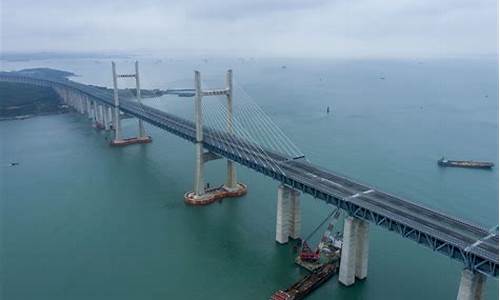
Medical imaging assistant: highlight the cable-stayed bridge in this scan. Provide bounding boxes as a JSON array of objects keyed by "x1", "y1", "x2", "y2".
[{"x1": 0, "y1": 64, "x2": 497, "y2": 299}]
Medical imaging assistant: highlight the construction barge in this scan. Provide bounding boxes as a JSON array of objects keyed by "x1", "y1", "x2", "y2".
[
  {"x1": 270, "y1": 263, "x2": 339, "y2": 300},
  {"x1": 271, "y1": 210, "x2": 343, "y2": 300},
  {"x1": 438, "y1": 157, "x2": 494, "y2": 169},
  {"x1": 184, "y1": 183, "x2": 247, "y2": 205},
  {"x1": 110, "y1": 136, "x2": 153, "y2": 146}
]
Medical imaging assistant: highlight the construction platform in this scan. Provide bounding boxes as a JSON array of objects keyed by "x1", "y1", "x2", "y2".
[
  {"x1": 184, "y1": 183, "x2": 247, "y2": 205},
  {"x1": 295, "y1": 247, "x2": 341, "y2": 272},
  {"x1": 110, "y1": 136, "x2": 152, "y2": 146},
  {"x1": 270, "y1": 241, "x2": 342, "y2": 300}
]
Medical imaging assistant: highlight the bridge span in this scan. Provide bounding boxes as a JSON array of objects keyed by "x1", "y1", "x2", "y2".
[{"x1": 1, "y1": 66, "x2": 497, "y2": 299}]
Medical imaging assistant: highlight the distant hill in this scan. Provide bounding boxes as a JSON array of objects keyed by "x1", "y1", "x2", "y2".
[
  {"x1": 0, "y1": 68, "x2": 74, "y2": 119},
  {"x1": 15, "y1": 68, "x2": 75, "y2": 80},
  {"x1": 0, "y1": 67, "x2": 174, "y2": 120},
  {"x1": 0, "y1": 82, "x2": 67, "y2": 119},
  {"x1": 0, "y1": 52, "x2": 131, "y2": 62}
]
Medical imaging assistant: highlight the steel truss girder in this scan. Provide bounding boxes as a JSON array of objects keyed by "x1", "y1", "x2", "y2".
[{"x1": 1, "y1": 73, "x2": 497, "y2": 278}]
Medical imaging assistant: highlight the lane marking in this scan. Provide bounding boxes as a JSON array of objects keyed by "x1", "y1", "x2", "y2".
[
  {"x1": 319, "y1": 177, "x2": 344, "y2": 188},
  {"x1": 347, "y1": 189, "x2": 374, "y2": 199},
  {"x1": 464, "y1": 225, "x2": 499, "y2": 252}
]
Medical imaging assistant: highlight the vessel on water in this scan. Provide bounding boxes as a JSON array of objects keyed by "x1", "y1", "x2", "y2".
[
  {"x1": 270, "y1": 210, "x2": 343, "y2": 300},
  {"x1": 437, "y1": 157, "x2": 494, "y2": 169},
  {"x1": 270, "y1": 263, "x2": 338, "y2": 300}
]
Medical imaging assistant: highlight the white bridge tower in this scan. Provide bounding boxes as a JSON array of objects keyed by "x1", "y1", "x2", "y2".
[
  {"x1": 110, "y1": 61, "x2": 152, "y2": 146},
  {"x1": 184, "y1": 70, "x2": 247, "y2": 205}
]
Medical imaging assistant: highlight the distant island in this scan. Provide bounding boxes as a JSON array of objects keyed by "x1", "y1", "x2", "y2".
[
  {"x1": 0, "y1": 68, "x2": 180, "y2": 120},
  {"x1": 0, "y1": 68, "x2": 73, "y2": 120},
  {"x1": 11, "y1": 67, "x2": 76, "y2": 79},
  {"x1": 0, "y1": 82, "x2": 69, "y2": 120},
  {"x1": 0, "y1": 52, "x2": 131, "y2": 62}
]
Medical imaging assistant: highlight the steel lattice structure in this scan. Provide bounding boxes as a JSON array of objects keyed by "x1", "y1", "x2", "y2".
[{"x1": 1, "y1": 72, "x2": 497, "y2": 278}]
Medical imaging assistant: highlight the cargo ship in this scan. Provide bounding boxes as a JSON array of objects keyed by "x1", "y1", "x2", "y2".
[{"x1": 437, "y1": 157, "x2": 494, "y2": 169}]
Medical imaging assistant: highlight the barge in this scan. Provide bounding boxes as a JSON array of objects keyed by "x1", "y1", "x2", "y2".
[
  {"x1": 438, "y1": 157, "x2": 494, "y2": 169},
  {"x1": 271, "y1": 227, "x2": 343, "y2": 299},
  {"x1": 270, "y1": 263, "x2": 339, "y2": 300},
  {"x1": 110, "y1": 136, "x2": 153, "y2": 146},
  {"x1": 184, "y1": 183, "x2": 247, "y2": 205}
]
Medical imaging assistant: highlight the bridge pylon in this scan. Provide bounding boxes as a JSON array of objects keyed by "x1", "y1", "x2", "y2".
[
  {"x1": 184, "y1": 70, "x2": 247, "y2": 205},
  {"x1": 109, "y1": 61, "x2": 152, "y2": 146}
]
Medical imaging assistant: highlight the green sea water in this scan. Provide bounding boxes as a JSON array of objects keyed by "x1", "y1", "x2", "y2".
[{"x1": 1, "y1": 57, "x2": 498, "y2": 299}]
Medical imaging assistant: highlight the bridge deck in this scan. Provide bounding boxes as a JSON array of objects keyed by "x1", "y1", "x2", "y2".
[
  {"x1": 1, "y1": 73, "x2": 497, "y2": 277},
  {"x1": 122, "y1": 96, "x2": 499, "y2": 271}
]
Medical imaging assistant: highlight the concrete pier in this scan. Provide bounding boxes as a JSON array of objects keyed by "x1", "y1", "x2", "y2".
[
  {"x1": 289, "y1": 188, "x2": 301, "y2": 239},
  {"x1": 92, "y1": 102, "x2": 98, "y2": 125},
  {"x1": 102, "y1": 105, "x2": 110, "y2": 130},
  {"x1": 92, "y1": 101, "x2": 99, "y2": 126},
  {"x1": 275, "y1": 185, "x2": 301, "y2": 244},
  {"x1": 96, "y1": 104, "x2": 104, "y2": 129},
  {"x1": 339, "y1": 217, "x2": 358, "y2": 285},
  {"x1": 106, "y1": 106, "x2": 113, "y2": 129},
  {"x1": 79, "y1": 95, "x2": 84, "y2": 114},
  {"x1": 100, "y1": 105, "x2": 106, "y2": 128},
  {"x1": 355, "y1": 219, "x2": 369, "y2": 280},
  {"x1": 75, "y1": 94, "x2": 83, "y2": 114},
  {"x1": 339, "y1": 217, "x2": 370, "y2": 285},
  {"x1": 457, "y1": 269, "x2": 486, "y2": 300},
  {"x1": 276, "y1": 185, "x2": 291, "y2": 244},
  {"x1": 86, "y1": 98, "x2": 93, "y2": 119}
]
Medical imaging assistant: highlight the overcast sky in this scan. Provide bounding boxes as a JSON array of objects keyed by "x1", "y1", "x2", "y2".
[{"x1": 1, "y1": 0, "x2": 498, "y2": 58}]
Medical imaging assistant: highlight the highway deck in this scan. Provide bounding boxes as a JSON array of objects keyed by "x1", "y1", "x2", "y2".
[{"x1": 1, "y1": 72, "x2": 497, "y2": 277}]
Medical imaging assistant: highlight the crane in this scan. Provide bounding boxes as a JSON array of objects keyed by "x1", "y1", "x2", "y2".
[{"x1": 299, "y1": 208, "x2": 342, "y2": 263}]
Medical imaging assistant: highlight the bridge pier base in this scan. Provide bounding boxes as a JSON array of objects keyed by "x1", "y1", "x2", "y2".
[
  {"x1": 339, "y1": 217, "x2": 369, "y2": 286},
  {"x1": 457, "y1": 269, "x2": 486, "y2": 300},
  {"x1": 275, "y1": 185, "x2": 301, "y2": 244}
]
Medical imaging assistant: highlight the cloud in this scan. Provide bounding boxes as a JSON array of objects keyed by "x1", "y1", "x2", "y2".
[{"x1": 1, "y1": 0, "x2": 497, "y2": 58}]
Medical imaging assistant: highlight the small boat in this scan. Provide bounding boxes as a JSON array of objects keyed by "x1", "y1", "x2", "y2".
[{"x1": 438, "y1": 157, "x2": 494, "y2": 169}]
